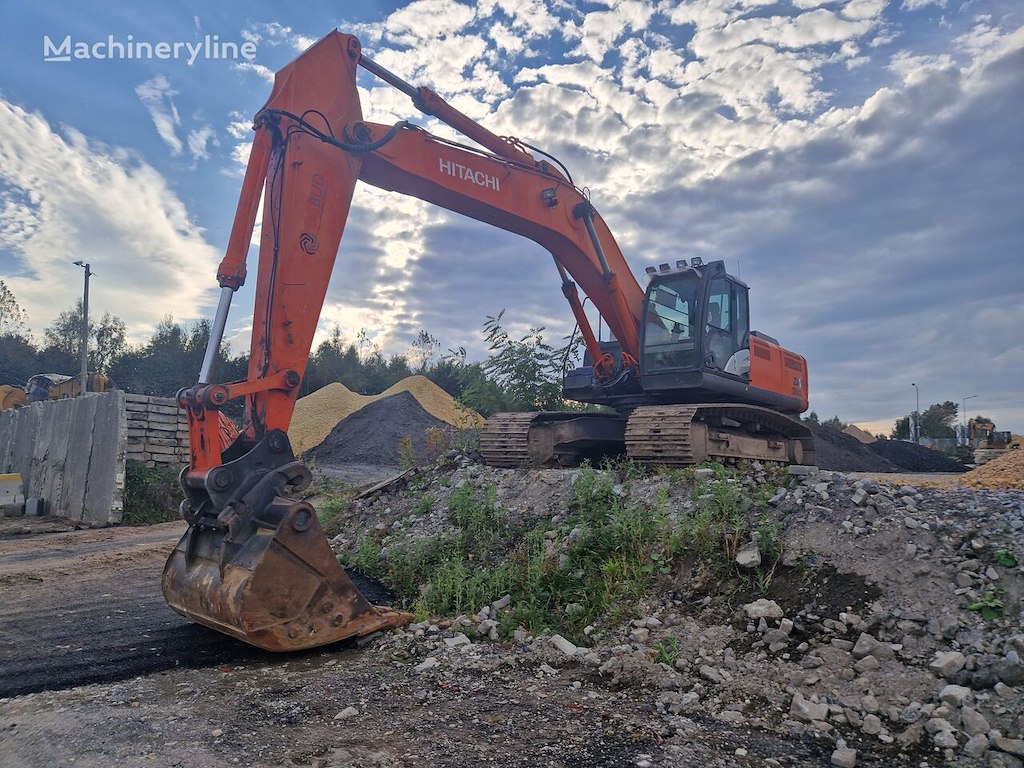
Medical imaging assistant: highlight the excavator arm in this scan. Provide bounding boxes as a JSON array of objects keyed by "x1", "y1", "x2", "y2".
[{"x1": 164, "y1": 31, "x2": 646, "y2": 651}]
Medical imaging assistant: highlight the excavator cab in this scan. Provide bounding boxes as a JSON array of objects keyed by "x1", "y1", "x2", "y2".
[{"x1": 640, "y1": 260, "x2": 750, "y2": 378}]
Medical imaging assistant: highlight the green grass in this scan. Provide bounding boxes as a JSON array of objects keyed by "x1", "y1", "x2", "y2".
[
  {"x1": 121, "y1": 461, "x2": 182, "y2": 525},
  {"x1": 343, "y1": 461, "x2": 786, "y2": 642}
]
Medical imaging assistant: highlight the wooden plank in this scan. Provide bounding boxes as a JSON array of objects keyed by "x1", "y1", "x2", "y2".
[{"x1": 145, "y1": 413, "x2": 180, "y2": 425}]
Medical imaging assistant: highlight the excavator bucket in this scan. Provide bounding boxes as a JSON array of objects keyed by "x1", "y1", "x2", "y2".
[{"x1": 162, "y1": 431, "x2": 411, "y2": 651}]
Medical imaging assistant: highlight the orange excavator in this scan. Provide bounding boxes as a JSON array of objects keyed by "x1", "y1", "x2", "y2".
[{"x1": 163, "y1": 31, "x2": 814, "y2": 652}]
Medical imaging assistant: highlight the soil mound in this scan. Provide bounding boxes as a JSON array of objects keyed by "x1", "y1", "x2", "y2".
[
  {"x1": 381, "y1": 375, "x2": 483, "y2": 429},
  {"x1": 289, "y1": 382, "x2": 367, "y2": 455},
  {"x1": 958, "y1": 448, "x2": 1024, "y2": 490},
  {"x1": 805, "y1": 423, "x2": 897, "y2": 472},
  {"x1": 866, "y1": 439, "x2": 964, "y2": 472},
  {"x1": 310, "y1": 391, "x2": 457, "y2": 466},
  {"x1": 290, "y1": 376, "x2": 482, "y2": 455}
]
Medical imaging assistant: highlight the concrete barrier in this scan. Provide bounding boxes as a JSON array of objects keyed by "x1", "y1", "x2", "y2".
[{"x1": 0, "y1": 391, "x2": 127, "y2": 525}]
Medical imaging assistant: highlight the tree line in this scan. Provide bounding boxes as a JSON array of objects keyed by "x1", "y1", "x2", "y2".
[{"x1": 0, "y1": 281, "x2": 575, "y2": 416}]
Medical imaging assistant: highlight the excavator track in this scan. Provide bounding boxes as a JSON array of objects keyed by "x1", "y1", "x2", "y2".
[
  {"x1": 480, "y1": 412, "x2": 627, "y2": 468},
  {"x1": 626, "y1": 403, "x2": 815, "y2": 467}
]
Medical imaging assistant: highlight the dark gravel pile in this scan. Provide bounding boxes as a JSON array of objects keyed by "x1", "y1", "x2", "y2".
[
  {"x1": 806, "y1": 423, "x2": 898, "y2": 472},
  {"x1": 310, "y1": 390, "x2": 456, "y2": 466},
  {"x1": 867, "y1": 439, "x2": 965, "y2": 472}
]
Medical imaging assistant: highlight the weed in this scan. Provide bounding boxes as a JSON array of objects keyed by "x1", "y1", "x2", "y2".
[
  {"x1": 754, "y1": 515, "x2": 783, "y2": 561},
  {"x1": 398, "y1": 437, "x2": 417, "y2": 470},
  {"x1": 414, "y1": 493, "x2": 435, "y2": 516},
  {"x1": 994, "y1": 549, "x2": 1018, "y2": 568},
  {"x1": 969, "y1": 588, "x2": 1005, "y2": 621},
  {"x1": 654, "y1": 636, "x2": 682, "y2": 666},
  {"x1": 678, "y1": 472, "x2": 748, "y2": 563},
  {"x1": 122, "y1": 461, "x2": 181, "y2": 525}
]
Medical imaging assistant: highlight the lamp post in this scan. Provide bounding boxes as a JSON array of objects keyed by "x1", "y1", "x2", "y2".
[
  {"x1": 72, "y1": 260, "x2": 93, "y2": 393},
  {"x1": 962, "y1": 394, "x2": 977, "y2": 429},
  {"x1": 911, "y1": 382, "x2": 920, "y2": 444}
]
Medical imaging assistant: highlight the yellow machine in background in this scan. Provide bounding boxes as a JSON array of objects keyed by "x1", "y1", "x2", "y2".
[{"x1": 0, "y1": 373, "x2": 115, "y2": 411}]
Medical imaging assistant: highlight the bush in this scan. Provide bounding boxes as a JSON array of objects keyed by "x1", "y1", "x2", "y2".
[{"x1": 122, "y1": 461, "x2": 182, "y2": 525}]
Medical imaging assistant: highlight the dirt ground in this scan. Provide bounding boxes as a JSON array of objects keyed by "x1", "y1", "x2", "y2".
[{"x1": 1, "y1": 460, "x2": 1022, "y2": 768}]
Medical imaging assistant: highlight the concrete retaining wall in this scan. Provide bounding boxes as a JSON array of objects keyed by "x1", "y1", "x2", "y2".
[
  {"x1": 124, "y1": 394, "x2": 190, "y2": 468},
  {"x1": 0, "y1": 391, "x2": 127, "y2": 525}
]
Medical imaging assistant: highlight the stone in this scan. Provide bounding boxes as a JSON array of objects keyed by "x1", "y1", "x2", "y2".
[
  {"x1": 854, "y1": 656, "x2": 880, "y2": 674},
  {"x1": 413, "y1": 656, "x2": 440, "y2": 673},
  {"x1": 735, "y1": 540, "x2": 762, "y2": 569},
  {"x1": 862, "y1": 714, "x2": 882, "y2": 735},
  {"x1": 939, "y1": 684, "x2": 972, "y2": 708},
  {"x1": 831, "y1": 745, "x2": 857, "y2": 767},
  {"x1": 550, "y1": 634, "x2": 578, "y2": 656},
  {"x1": 930, "y1": 650, "x2": 967, "y2": 678},
  {"x1": 630, "y1": 627, "x2": 650, "y2": 644},
  {"x1": 851, "y1": 633, "x2": 893, "y2": 660},
  {"x1": 932, "y1": 729, "x2": 958, "y2": 749},
  {"x1": 743, "y1": 599, "x2": 784, "y2": 620},
  {"x1": 992, "y1": 738, "x2": 1024, "y2": 758},
  {"x1": 960, "y1": 707, "x2": 990, "y2": 736},
  {"x1": 963, "y1": 733, "x2": 989, "y2": 758},
  {"x1": 790, "y1": 692, "x2": 829, "y2": 723},
  {"x1": 334, "y1": 706, "x2": 359, "y2": 720},
  {"x1": 693, "y1": 468, "x2": 715, "y2": 481},
  {"x1": 444, "y1": 633, "x2": 471, "y2": 648}
]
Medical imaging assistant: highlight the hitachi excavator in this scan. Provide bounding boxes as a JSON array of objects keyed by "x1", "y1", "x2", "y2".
[{"x1": 163, "y1": 31, "x2": 814, "y2": 652}]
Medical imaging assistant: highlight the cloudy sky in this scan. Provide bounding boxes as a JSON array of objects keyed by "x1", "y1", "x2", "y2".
[{"x1": 0, "y1": 0, "x2": 1021, "y2": 434}]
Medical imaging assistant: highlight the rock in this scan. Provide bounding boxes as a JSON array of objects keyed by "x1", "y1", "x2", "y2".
[
  {"x1": 993, "y1": 738, "x2": 1024, "y2": 758},
  {"x1": 932, "y1": 729, "x2": 958, "y2": 749},
  {"x1": 854, "y1": 656, "x2": 880, "y2": 674},
  {"x1": 444, "y1": 633, "x2": 471, "y2": 648},
  {"x1": 930, "y1": 650, "x2": 967, "y2": 678},
  {"x1": 550, "y1": 634, "x2": 578, "y2": 656},
  {"x1": 735, "y1": 540, "x2": 762, "y2": 569},
  {"x1": 831, "y1": 744, "x2": 857, "y2": 767},
  {"x1": 630, "y1": 627, "x2": 650, "y2": 644},
  {"x1": 851, "y1": 633, "x2": 893, "y2": 660},
  {"x1": 334, "y1": 706, "x2": 359, "y2": 720},
  {"x1": 963, "y1": 733, "x2": 989, "y2": 758},
  {"x1": 960, "y1": 707, "x2": 990, "y2": 736},
  {"x1": 939, "y1": 684, "x2": 972, "y2": 707},
  {"x1": 413, "y1": 656, "x2": 440, "y2": 673},
  {"x1": 789, "y1": 692, "x2": 829, "y2": 723},
  {"x1": 693, "y1": 468, "x2": 715, "y2": 481},
  {"x1": 743, "y1": 599, "x2": 784, "y2": 620},
  {"x1": 862, "y1": 714, "x2": 882, "y2": 735},
  {"x1": 699, "y1": 665, "x2": 724, "y2": 684}
]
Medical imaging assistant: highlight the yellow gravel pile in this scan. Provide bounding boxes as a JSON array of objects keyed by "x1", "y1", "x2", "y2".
[
  {"x1": 289, "y1": 375, "x2": 482, "y2": 455},
  {"x1": 957, "y1": 448, "x2": 1024, "y2": 490}
]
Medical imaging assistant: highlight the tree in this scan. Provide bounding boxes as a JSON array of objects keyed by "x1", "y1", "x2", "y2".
[
  {"x1": 920, "y1": 401, "x2": 958, "y2": 439},
  {"x1": 821, "y1": 415, "x2": 848, "y2": 431},
  {"x1": 803, "y1": 411, "x2": 820, "y2": 425},
  {"x1": 472, "y1": 311, "x2": 565, "y2": 412},
  {"x1": 408, "y1": 330, "x2": 440, "y2": 373},
  {"x1": 0, "y1": 281, "x2": 28, "y2": 337},
  {"x1": 43, "y1": 299, "x2": 127, "y2": 373}
]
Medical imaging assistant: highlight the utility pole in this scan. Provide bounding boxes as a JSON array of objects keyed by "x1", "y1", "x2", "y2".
[
  {"x1": 911, "y1": 382, "x2": 920, "y2": 444},
  {"x1": 962, "y1": 394, "x2": 977, "y2": 429},
  {"x1": 73, "y1": 261, "x2": 93, "y2": 393}
]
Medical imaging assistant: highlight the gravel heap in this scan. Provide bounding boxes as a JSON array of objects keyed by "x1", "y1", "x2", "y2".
[
  {"x1": 310, "y1": 390, "x2": 459, "y2": 466},
  {"x1": 805, "y1": 423, "x2": 897, "y2": 472},
  {"x1": 867, "y1": 439, "x2": 965, "y2": 473},
  {"x1": 326, "y1": 459, "x2": 1024, "y2": 768},
  {"x1": 960, "y1": 449, "x2": 1024, "y2": 491},
  {"x1": 290, "y1": 376, "x2": 482, "y2": 455}
]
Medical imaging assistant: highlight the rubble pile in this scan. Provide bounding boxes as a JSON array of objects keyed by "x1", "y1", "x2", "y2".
[{"x1": 325, "y1": 458, "x2": 1024, "y2": 767}]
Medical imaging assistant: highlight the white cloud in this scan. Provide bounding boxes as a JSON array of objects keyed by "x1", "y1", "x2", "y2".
[
  {"x1": 134, "y1": 75, "x2": 183, "y2": 155},
  {"x1": 0, "y1": 99, "x2": 220, "y2": 342},
  {"x1": 233, "y1": 61, "x2": 275, "y2": 83},
  {"x1": 901, "y1": 0, "x2": 946, "y2": 10},
  {"x1": 187, "y1": 125, "x2": 218, "y2": 160}
]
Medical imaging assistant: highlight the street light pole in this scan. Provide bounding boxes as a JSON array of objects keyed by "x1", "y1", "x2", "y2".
[
  {"x1": 962, "y1": 394, "x2": 977, "y2": 429},
  {"x1": 73, "y1": 261, "x2": 93, "y2": 393},
  {"x1": 911, "y1": 382, "x2": 920, "y2": 444}
]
